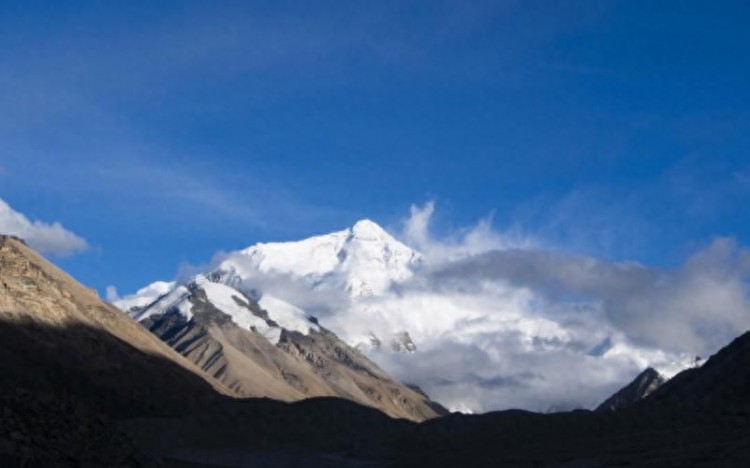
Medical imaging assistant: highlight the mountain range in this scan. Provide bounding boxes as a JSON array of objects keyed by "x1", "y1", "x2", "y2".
[
  {"x1": 117, "y1": 219, "x2": 424, "y2": 352},
  {"x1": 0, "y1": 236, "x2": 750, "y2": 467},
  {"x1": 3, "y1": 232, "x2": 750, "y2": 466},
  {"x1": 130, "y1": 275, "x2": 443, "y2": 420},
  {"x1": 116, "y1": 219, "x2": 699, "y2": 414}
]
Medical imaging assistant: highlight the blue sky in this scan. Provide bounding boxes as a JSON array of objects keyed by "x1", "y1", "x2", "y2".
[{"x1": 1, "y1": 0, "x2": 749, "y2": 295}]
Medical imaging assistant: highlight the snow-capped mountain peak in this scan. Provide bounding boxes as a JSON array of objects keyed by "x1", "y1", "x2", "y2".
[
  {"x1": 111, "y1": 217, "x2": 700, "y2": 414},
  {"x1": 112, "y1": 219, "x2": 423, "y2": 356},
  {"x1": 221, "y1": 219, "x2": 421, "y2": 297},
  {"x1": 350, "y1": 218, "x2": 390, "y2": 239},
  {"x1": 127, "y1": 275, "x2": 321, "y2": 346}
]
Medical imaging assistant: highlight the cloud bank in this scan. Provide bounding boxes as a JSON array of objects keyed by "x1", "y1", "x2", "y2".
[
  {"x1": 121, "y1": 201, "x2": 750, "y2": 413},
  {"x1": 0, "y1": 197, "x2": 87, "y2": 256},
  {"x1": 329, "y1": 203, "x2": 750, "y2": 412},
  {"x1": 427, "y1": 239, "x2": 750, "y2": 355}
]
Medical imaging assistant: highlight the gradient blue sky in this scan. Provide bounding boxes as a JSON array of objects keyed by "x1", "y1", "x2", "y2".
[{"x1": 1, "y1": 1, "x2": 749, "y2": 295}]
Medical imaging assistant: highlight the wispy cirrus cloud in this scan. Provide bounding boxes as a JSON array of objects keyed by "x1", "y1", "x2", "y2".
[{"x1": 402, "y1": 201, "x2": 533, "y2": 261}]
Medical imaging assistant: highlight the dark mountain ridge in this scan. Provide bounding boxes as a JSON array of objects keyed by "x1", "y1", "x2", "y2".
[
  {"x1": 596, "y1": 367, "x2": 666, "y2": 412},
  {"x1": 648, "y1": 330, "x2": 750, "y2": 407}
]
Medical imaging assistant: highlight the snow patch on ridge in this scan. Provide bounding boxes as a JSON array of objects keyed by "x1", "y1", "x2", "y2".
[
  {"x1": 258, "y1": 293, "x2": 320, "y2": 335},
  {"x1": 197, "y1": 279, "x2": 282, "y2": 344},
  {"x1": 130, "y1": 285, "x2": 193, "y2": 322},
  {"x1": 120, "y1": 276, "x2": 322, "y2": 345}
]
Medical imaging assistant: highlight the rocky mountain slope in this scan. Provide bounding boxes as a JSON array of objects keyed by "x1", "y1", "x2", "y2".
[
  {"x1": 0, "y1": 235, "x2": 227, "y2": 415},
  {"x1": 117, "y1": 219, "x2": 423, "y2": 351},
  {"x1": 131, "y1": 276, "x2": 444, "y2": 421},
  {"x1": 0, "y1": 234, "x2": 234, "y2": 465},
  {"x1": 0, "y1": 233, "x2": 441, "y2": 423}
]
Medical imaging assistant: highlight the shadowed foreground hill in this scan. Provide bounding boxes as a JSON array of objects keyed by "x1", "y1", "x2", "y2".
[
  {"x1": 0, "y1": 235, "x2": 234, "y2": 465},
  {"x1": 125, "y1": 332, "x2": 750, "y2": 467},
  {"x1": 595, "y1": 367, "x2": 665, "y2": 412},
  {"x1": 649, "y1": 330, "x2": 750, "y2": 407},
  {"x1": 0, "y1": 320, "x2": 225, "y2": 418},
  {"x1": 393, "y1": 331, "x2": 750, "y2": 466},
  {"x1": 0, "y1": 235, "x2": 228, "y2": 416}
]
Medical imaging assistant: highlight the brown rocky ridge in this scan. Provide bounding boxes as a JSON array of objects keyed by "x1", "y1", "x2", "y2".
[{"x1": 134, "y1": 277, "x2": 445, "y2": 421}]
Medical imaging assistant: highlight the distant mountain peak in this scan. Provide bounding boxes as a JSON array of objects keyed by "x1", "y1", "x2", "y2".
[
  {"x1": 350, "y1": 218, "x2": 390, "y2": 238},
  {"x1": 596, "y1": 367, "x2": 666, "y2": 412},
  {"x1": 114, "y1": 221, "x2": 428, "y2": 369},
  {"x1": 220, "y1": 220, "x2": 421, "y2": 298}
]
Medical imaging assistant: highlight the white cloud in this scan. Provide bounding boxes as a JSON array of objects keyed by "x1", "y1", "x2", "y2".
[
  {"x1": 326, "y1": 203, "x2": 750, "y2": 412},
  {"x1": 427, "y1": 238, "x2": 750, "y2": 356},
  {"x1": 108, "y1": 280, "x2": 177, "y2": 312},
  {"x1": 105, "y1": 286, "x2": 120, "y2": 302},
  {"x1": 0, "y1": 197, "x2": 87, "y2": 256},
  {"x1": 402, "y1": 201, "x2": 531, "y2": 262},
  {"x1": 360, "y1": 204, "x2": 750, "y2": 412},
  {"x1": 264, "y1": 204, "x2": 712, "y2": 411},
  {"x1": 331, "y1": 275, "x2": 689, "y2": 413},
  {"x1": 403, "y1": 201, "x2": 435, "y2": 249}
]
